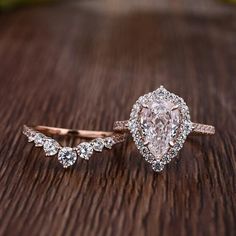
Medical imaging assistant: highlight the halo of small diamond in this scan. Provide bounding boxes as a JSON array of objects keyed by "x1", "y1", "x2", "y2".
[{"x1": 129, "y1": 86, "x2": 192, "y2": 172}]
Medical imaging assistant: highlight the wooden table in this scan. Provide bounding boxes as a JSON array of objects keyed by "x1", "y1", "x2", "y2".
[{"x1": 0, "y1": 1, "x2": 235, "y2": 236}]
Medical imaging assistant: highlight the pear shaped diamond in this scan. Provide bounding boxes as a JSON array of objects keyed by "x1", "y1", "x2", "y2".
[
  {"x1": 129, "y1": 86, "x2": 192, "y2": 171},
  {"x1": 140, "y1": 99, "x2": 180, "y2": 160}
]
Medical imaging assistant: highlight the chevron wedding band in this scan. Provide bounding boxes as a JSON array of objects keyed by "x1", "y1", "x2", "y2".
[{"x1": 23, "y1": 125, "x2": 126, "y2": 168}]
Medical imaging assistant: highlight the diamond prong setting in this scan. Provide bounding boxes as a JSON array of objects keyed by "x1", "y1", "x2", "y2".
[
  {"x1": 43, "y1": 139, "x2": 60, "y2": 156},
  {"x1": 58, "y1": 147, "x2": 77, "y2": 168},
  {"x1": 92, "y1": 138, "x2": 105, "y2": 152},
  {"x1": 77, "y1": 142, "x2": 93, "y2": 160}
]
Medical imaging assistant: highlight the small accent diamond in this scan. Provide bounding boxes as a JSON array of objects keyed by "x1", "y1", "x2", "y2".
[
  {"x1": 77, "y1": 142, "x2": 93, "y2": 160},
  {"x1": 104, "y1": 137, "x2": 115, "y2": 149},
  {"x1": 169, "y1": 148, "x2": 178, "y2": 157},
  {"x1": 144, "y1": 153, "x2": 155, "y2": 163},
  {"x1": 162, "y1": 154, "x2": 172, "y2": 164},
  {"x1": 141, "y1": 146, "x2": 149, "y2": 156},
  {"x1": 34, "y1": 133, "x2": 46, "y2": 147},
  {"x1": 152, "y1": 161, "x2": 164, "y2": 172},
  {"x1": 43, "y1": 139, "x2": 60, "y2": 156},
  {"x1": 92, "y1": 138, "x2": 104, "y2": 152},
  {"x1": 58, "y1": 147, "x2": 77, "y2": 168},
  {"x1": 23, "y1": 126, "x2": 36, "y2": 142},
  {"x1": 27, "y1": 132, "x2": 36, "y2": 142}
]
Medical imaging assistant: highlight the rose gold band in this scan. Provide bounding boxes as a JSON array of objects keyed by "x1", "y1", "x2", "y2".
[
  {"x1": 113, "y1": 121, "x2": 215, "y2": 135},
  {"x1": 31, "y1": 125, "x2": 127, "y2": 143}
]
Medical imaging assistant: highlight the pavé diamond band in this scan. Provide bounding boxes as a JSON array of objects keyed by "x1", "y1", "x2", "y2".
[
  {"x1": 23, "y1": 125, "x2": 126, "y2": 168},
  {"x1": 113, "y1": 86, "x2": 215, "y2": 172},
  {"x1": 114, "y1": 121, "x2": 215, "y2": 135}
]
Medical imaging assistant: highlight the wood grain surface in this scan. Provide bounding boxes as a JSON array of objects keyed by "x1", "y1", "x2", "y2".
[{"x1": 0, "y1": 1, "x2": 235, "y2": 236}]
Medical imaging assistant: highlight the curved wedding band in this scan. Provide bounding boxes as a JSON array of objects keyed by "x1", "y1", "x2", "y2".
[
  {"x1": 23, "y1": 125, "x2": 126, "y2": 168},
  {"x1": 112, "y1": 86, "x2": 215, "y2": 172}
]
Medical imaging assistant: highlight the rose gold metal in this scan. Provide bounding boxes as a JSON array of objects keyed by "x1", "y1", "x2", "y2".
[
  {"x1": 113, "y1": 120, "x2": 215, "y2": 135},
  {"x1": 33, "y1": 125, "x2": 114, "y2": 139},
  {"x1": 26, "y1": 125, "x2": 127, "y2": 144}
]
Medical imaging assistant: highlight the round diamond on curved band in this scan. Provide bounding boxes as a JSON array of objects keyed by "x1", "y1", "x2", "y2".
[
  {"x1": 113, "y1": 86, "x2": 215, "y2": 172},
  {"x1": 22, "y1": 125, "x2": 126, "y2": 168}
]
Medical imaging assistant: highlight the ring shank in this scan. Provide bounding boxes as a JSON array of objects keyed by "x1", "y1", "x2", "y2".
[
  {"x1": 191, "y1": 123, "x2": 215, "y2": 135},
  {"x1": 24, "y1": 125, "x2": 127, "y2": 144},
  {"x1": 32, "y1": 125, "x2": 114, "y2": 139},
  {"x1": 113, "y1": 121, "x2": 215, "y2": 135}
]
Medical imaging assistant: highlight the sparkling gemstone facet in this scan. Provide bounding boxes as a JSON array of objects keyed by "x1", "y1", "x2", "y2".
[
  {"x1": 58, "y1": 147, "x2": 77, "y2": 168},
  {"x1": 34, "y1": 133, "x2": 46, "y2": 147},
  {"x1": 140, "y1": 99, "x2": 180, "y2": 160},
  {"x1": 152, "y1": 161, "x2": 164, "y2": 172},
  {"x1": 22, "y1": 126, "x2": 36, "y2": 142},
  {"x1": 92, "y1": 138, "x2": 104, "y2": 152},
  {"x1": 27, "y1": 132, "x2": 36, "y2": 142},
  {"x1": 104, "y1": 137, "x2": 115, "y2": 149},
  {"x1": 43, "y1": 139, "x2": 60, "y2": 156},
  {"x1": 77, "y1": 143, "x2": 93, "y2": 160}
]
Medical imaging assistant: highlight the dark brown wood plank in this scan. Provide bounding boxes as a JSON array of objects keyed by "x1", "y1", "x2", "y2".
[{"x1": 0, "y1": 1, "x2": 235, "y2": 236}]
